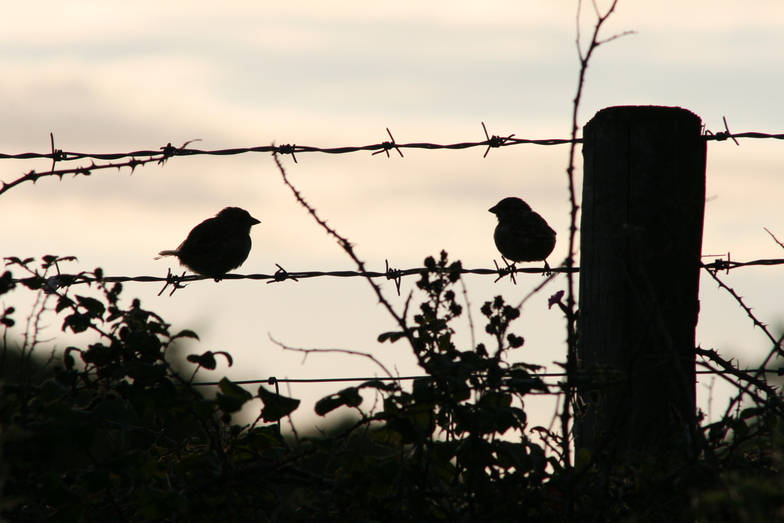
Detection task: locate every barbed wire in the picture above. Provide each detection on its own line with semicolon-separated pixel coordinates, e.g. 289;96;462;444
1;123;783;197
0;125;780;163
9;257;783;297
0;125;574;164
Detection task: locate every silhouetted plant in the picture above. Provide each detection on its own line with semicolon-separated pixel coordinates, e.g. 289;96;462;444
0;256;294;522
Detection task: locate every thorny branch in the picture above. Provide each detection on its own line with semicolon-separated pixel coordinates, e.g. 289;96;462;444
271;150;413;351
559;0;632;470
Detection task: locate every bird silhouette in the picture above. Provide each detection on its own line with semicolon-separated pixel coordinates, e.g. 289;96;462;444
156;207;260;280
489;197;556;273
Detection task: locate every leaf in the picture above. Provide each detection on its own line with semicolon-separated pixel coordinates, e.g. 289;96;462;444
0;271;16;295
236;426;286;451
76;295;106;317
740;407;763;420
506;376;549;395
371;423;403;446
315;387;362;416
4;256;34;267
378;331;406;343
187;351;216;370
214;351;233;367
63;312;92;333
477;391;512;409
56;295;74;313
216;393;246;414
506;333;525;348
258;385;300;422
218;377;253;402
186;351;230;370
20;276;44;290
172;329;200;341
359;380;399;392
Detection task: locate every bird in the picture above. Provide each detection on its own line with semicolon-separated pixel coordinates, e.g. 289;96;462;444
156;207;260;280
489;197;556;273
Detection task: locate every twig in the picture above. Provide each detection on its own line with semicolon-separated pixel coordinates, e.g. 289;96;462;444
271;150;412;350
269;334;395;379
559;0;632;470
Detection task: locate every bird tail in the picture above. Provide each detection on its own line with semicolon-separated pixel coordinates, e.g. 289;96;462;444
155;250;179;260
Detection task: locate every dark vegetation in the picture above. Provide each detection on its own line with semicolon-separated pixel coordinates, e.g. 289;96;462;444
2;250;784;522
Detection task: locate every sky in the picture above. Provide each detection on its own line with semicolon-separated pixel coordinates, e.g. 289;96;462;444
2;0;783;435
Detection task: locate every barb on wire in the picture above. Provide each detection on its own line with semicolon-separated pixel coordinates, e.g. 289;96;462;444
481;122;516;158
701;255;784;274
703;117;740;146
703;116;784;144
371;128;404;158
49;132;64;173
493;258;518;284
267;264;299;284
275;143;298;163
384;259;403;295
157;268;189;297
703;252;733;275
160;139;202;164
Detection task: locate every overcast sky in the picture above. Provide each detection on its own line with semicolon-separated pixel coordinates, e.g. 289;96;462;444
2;0;783;432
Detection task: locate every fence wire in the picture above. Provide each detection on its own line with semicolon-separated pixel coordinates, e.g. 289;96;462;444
189;365;784;396
8;257;783;298
1;125;783;197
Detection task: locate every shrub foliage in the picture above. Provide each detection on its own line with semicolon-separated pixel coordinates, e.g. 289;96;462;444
2;254;784;522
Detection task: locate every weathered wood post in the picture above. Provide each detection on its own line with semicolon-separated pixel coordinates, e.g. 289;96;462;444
576;106;706;454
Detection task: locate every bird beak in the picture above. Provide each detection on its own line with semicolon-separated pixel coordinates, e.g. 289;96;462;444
488;205;498;214
251;217;261;225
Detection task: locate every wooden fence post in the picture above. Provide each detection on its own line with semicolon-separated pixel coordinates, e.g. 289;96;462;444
576;106;706;455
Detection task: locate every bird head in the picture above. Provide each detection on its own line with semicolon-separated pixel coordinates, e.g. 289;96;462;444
489;197;532;219
217;207;261;227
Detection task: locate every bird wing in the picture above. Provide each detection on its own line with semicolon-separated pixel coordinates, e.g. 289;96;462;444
510;212;556;240
176;218;229;253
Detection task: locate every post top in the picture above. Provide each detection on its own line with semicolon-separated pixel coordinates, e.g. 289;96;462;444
589;105;702;125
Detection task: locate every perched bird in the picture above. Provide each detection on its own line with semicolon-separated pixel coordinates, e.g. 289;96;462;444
156;207;260;279
489;197;556;272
